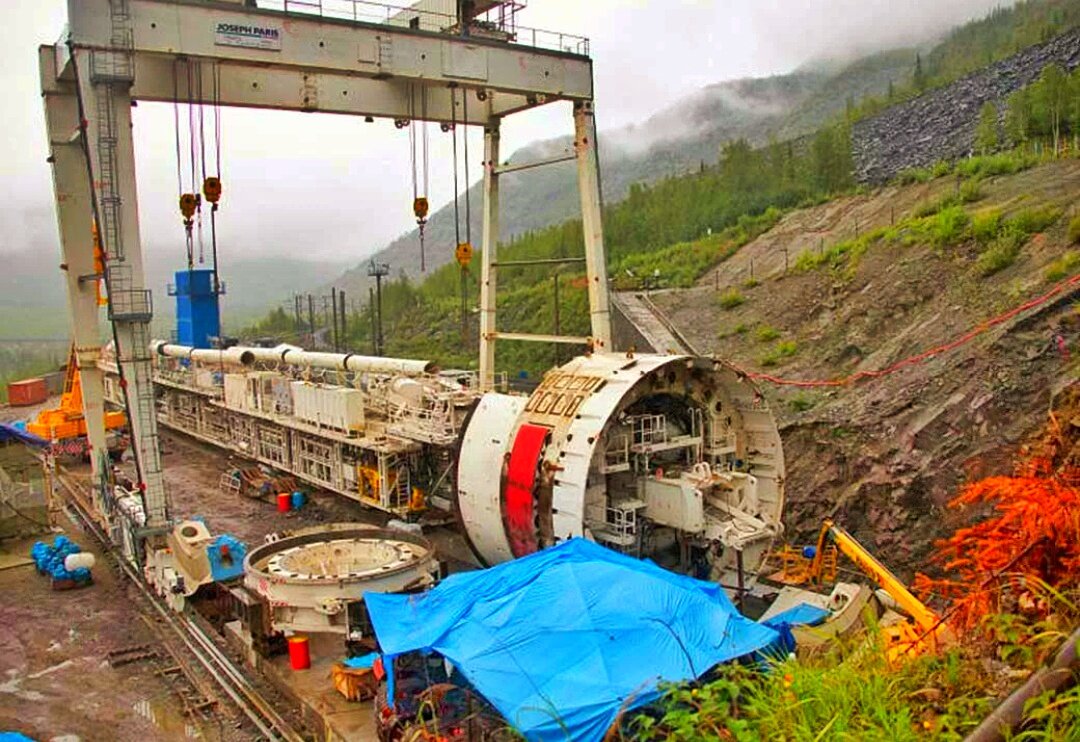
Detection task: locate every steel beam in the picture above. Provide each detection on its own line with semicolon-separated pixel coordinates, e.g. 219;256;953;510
493;152;575;175
574;101;612;350
485;331;591;345
478;121;500;390
61;0;594;123
40;48;110;492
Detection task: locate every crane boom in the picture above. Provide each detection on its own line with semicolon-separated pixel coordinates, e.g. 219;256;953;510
809;519;953;661
813;519;940;632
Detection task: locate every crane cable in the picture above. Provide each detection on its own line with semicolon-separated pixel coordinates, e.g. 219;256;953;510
187;59;204;267
449;87;469;341
207;62;223;297
173;61;224;288
409;85;430;271
173;60;196;271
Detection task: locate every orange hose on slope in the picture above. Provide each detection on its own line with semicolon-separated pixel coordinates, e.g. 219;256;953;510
734;273;1080;388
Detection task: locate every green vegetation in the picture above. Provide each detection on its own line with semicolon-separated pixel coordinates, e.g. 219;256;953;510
759;340;798;367
958;178;984;204
0;343;66;404
976;228;1026;275
627;587;1080;741
975;101;1000;154
1011;204;1064;235
787;393;816;412
1002;63;1080;150
1044;249;1080;281
1069;214;1080;244
1062;214;1080;246
792;198;1065;280
754;325;780;342
971;209;1003;245
717;288;746;310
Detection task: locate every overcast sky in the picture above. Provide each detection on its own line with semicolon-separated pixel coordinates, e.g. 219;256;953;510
1;0;1011;264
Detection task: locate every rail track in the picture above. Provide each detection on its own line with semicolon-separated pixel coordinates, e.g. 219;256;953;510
56;472;307;742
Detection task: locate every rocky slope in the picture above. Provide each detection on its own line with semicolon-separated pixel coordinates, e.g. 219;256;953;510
647;159;1080;574
853;27;1080;183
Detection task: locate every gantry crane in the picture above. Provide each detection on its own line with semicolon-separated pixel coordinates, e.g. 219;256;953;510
42;0;609;558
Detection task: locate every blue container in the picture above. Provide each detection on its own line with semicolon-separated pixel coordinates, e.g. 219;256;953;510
172;268;222;349
291;491;306;510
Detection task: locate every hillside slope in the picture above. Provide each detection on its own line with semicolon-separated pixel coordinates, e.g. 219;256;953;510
329;55;910;298
649;159;1080;573
325;0;1080;301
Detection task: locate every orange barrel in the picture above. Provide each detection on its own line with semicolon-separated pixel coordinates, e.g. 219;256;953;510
287;636;311;670
276;492;292;513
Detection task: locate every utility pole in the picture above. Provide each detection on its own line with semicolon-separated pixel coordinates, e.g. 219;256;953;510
338;290;347;351
367;260;390;356
331;287;339;352
368;287;378;355
307;293;315;348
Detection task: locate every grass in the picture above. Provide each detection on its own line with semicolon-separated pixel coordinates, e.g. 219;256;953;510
792;195;1065;282
929;206;971;248
912;192;962;218
755;325;780;342
1010;205;1063;235
976;224;1026;276
894;149;1038;187
627;585;1080;742
717;288;745;310
959;178;984;203
628;641;996;741
1069;215;1080;245
973;206;1064;276
971;209;1002;246
1044;250;1080;282
788;393;816;412
759;340;798;367
954;149;1039;179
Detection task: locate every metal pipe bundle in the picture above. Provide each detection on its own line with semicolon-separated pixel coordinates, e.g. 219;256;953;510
151;341;436;376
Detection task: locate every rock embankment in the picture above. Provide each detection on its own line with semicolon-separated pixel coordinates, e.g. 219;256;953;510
853;28;1080;183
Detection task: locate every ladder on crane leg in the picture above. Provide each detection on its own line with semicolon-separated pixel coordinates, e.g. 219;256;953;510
86;0;170;529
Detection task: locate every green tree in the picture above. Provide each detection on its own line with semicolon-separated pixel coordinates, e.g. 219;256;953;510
1032;64;1069;152
975;101;1000;154
914;52;927;91
1070;67;1080;149
1004;87;1031;146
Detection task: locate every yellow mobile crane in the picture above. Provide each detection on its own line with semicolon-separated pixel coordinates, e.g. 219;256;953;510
806;519;954;663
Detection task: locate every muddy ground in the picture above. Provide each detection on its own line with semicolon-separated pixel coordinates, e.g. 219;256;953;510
0;425;477;742
0;525;189;741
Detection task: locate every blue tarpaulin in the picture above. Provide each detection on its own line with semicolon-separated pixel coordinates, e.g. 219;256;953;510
365;538;781;742
0;423;47;448
763;603;830;630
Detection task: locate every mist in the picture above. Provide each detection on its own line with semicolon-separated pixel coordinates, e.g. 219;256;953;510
0;0;1017;280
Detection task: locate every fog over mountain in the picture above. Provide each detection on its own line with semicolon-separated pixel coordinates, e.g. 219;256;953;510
0;0;1015;333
